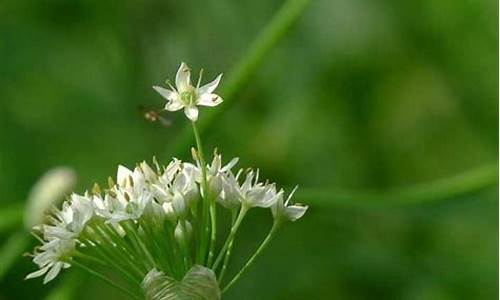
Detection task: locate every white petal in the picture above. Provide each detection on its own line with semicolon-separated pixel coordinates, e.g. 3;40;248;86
285;205;308;221
26;266;50;280
184;106;199;121
197;93;223;107
117;165;133;187
209;155;221;173
175;62;191;92
164;93;183;111
164;159;182;182
44;263;62;284
198;74;222;95
182;163;201;182
220;157;239;172
139;161;157;181
153;86;175;100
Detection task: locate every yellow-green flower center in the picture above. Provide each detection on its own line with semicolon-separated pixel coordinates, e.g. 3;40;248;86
180;89;197;105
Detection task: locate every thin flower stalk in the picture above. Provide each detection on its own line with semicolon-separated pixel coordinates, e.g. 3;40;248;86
221;222;280;293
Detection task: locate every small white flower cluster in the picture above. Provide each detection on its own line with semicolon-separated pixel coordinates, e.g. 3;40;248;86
28;62;308;298
26;155;307;286
26;194;92;283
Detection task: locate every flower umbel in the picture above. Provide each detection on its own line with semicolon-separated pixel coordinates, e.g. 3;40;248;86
27;62;308;300
153;62;223;121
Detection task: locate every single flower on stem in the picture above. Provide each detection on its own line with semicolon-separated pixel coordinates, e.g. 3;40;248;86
153;62;223;121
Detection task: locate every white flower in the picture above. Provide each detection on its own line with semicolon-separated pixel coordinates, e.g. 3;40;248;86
93;165;152;223
189;152;238;197
217;171;242;212
151;159;182;202
26;194;92;284
172;164;199;207
245;183;278;208
271;186;308;223
153;62;223;121
25;238;74;284
217;169;279;209
206;154;238;197
26;154;307;290
147;160;199;222
240;170;279;208
42;194;93;240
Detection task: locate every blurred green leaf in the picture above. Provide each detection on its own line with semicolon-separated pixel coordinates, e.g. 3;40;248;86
0;203;24;233
299;162;498;207
0;230;30;280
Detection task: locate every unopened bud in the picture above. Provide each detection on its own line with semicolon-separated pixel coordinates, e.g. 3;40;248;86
162;202;176;223
174;220;192;243
172;193;187;218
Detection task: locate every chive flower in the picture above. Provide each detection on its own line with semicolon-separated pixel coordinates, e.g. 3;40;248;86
27;63;308;300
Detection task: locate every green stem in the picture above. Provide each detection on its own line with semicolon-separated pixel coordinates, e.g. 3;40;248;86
179;219;193;271
74;247;141;285
92;223;148;274
217;212;237;283
82;226;145;281
73;250;107;266
192;122;208;191
123;221;156;270
222;222;280;293
97;225;147;274
138;219;173;276
165;224;185;280
207;200;217;266
192;121;212;265
95;229;144;275
212;205;248;270
71;260;142;300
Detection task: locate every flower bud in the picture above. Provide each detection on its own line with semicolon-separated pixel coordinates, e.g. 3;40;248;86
208;175;223;197
162;202;177;223
172;193;187;218
174;220;192;243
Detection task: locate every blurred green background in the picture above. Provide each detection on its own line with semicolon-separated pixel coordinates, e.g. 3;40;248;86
0;0;498;299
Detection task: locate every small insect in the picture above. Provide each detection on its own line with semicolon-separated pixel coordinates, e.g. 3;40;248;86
138;105;172;128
